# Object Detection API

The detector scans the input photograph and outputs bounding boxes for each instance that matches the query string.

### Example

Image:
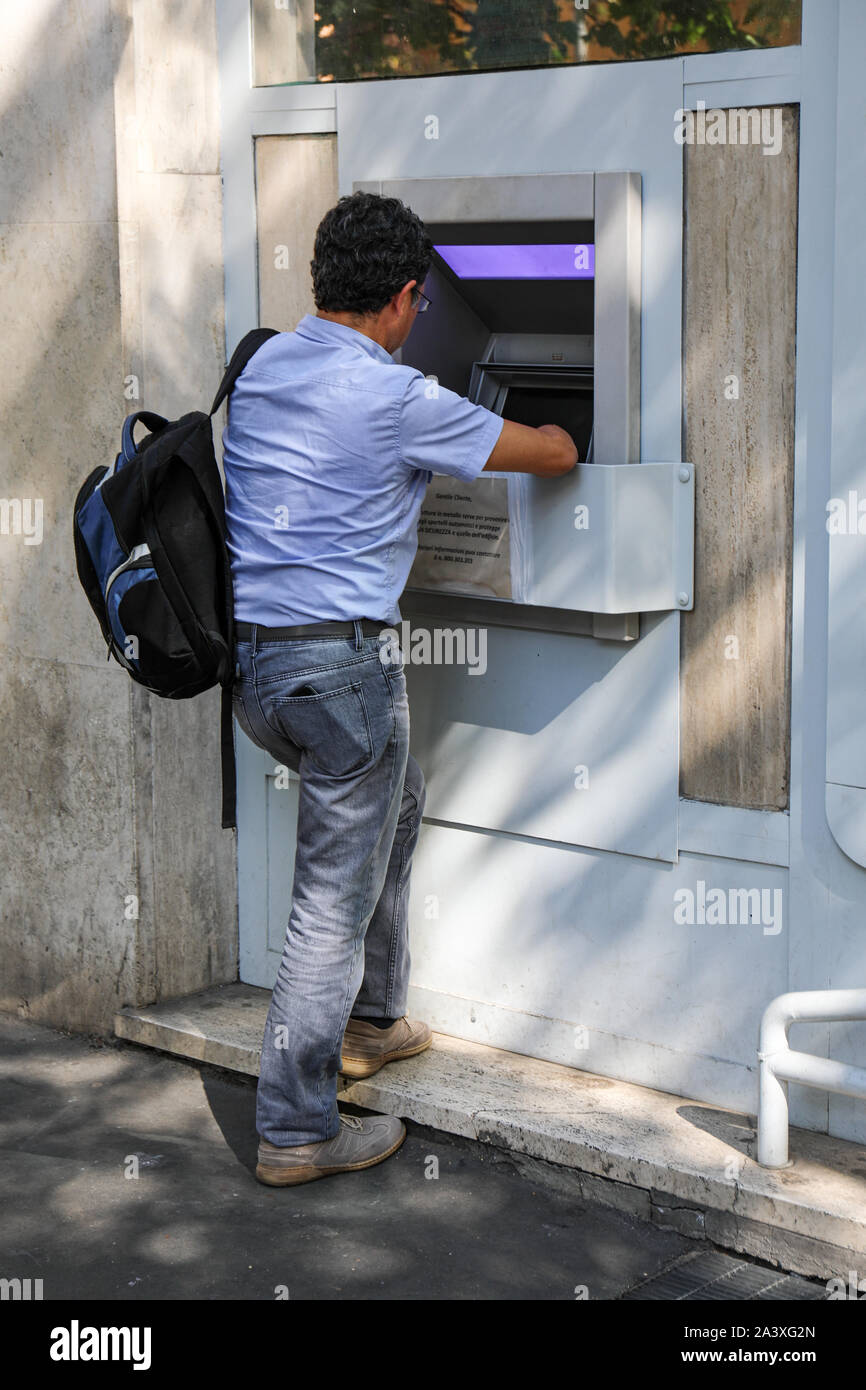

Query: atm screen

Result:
[502,386,594,462]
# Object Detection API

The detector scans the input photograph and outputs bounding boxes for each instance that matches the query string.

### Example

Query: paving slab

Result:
[0,1011,698,1301]
[114,981,866,1282]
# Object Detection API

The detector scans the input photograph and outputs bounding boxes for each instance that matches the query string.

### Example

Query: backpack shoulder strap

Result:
[220,684,237,830]
[209,327,279,417]
[210,325,278,832]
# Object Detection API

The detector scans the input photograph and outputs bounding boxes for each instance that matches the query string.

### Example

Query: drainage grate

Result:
[622,1251,830,1300]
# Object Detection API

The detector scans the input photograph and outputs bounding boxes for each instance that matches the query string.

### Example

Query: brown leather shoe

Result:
[339,1015,433,1079]
[256,1113,406,1186]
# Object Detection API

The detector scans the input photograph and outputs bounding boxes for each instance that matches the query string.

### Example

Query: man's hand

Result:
[483,418,579,477]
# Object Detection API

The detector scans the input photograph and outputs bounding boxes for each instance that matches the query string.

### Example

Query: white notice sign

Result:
[408,476,511,599]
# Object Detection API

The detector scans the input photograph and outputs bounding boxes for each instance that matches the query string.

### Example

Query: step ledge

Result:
[115,981,866,1283]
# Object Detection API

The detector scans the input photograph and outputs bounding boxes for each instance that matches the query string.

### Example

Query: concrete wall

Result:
[0,0,236,1033]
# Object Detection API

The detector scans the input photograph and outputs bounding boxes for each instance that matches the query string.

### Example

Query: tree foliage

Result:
[313,0,799,81]
[585,0,795,59]
[465,0,575,68]
[315,1,467,79]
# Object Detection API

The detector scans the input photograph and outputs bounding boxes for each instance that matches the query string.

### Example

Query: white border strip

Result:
[678,799,790,867]
[683,75,800,108]
[683,44,801,84]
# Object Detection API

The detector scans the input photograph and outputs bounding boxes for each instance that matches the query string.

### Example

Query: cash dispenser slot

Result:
[469,360,595,466]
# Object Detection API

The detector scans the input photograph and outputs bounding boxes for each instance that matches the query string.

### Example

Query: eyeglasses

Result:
[412,288,431,313]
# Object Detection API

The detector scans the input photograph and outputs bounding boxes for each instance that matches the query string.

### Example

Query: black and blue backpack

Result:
[73,327,277,829]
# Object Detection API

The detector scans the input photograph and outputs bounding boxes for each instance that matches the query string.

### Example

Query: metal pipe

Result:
[757,989,866,1167]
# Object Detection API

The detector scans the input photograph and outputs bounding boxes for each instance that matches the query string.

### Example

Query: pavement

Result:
[116,981,866,1283]
[0,1012,838,1303]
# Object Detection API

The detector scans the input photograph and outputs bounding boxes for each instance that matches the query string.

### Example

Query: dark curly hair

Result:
[310,191,434,316]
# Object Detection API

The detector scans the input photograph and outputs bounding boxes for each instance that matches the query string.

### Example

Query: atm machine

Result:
[414,224,595,466]
[356,173,693,638]
[404,222,596,614]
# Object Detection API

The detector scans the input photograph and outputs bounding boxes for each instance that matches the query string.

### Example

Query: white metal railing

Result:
[757,990,866,1167]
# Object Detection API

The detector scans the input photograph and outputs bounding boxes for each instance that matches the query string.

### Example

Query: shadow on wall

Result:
[0,0,235,1034]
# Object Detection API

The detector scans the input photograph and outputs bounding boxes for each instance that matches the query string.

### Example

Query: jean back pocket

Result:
[263,681,375,779]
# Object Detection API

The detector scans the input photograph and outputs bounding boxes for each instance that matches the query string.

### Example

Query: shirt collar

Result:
[294,312,395,365]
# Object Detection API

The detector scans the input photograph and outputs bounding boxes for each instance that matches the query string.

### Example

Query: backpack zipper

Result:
[104,543,153,663]
[104,542,152,598]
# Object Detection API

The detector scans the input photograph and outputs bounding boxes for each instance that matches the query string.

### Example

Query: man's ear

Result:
[396,279,417,313]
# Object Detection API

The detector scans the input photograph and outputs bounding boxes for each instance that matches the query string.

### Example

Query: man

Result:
[224,191,577,1187]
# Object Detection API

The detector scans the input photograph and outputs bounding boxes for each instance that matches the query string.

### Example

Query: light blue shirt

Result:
[222,313,505,626]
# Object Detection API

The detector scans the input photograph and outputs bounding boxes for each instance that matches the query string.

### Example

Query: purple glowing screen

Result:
[434,243,595,280]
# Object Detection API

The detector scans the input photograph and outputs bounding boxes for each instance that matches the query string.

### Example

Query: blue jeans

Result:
[232,620,426,1145]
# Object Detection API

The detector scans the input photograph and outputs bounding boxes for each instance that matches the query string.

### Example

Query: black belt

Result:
[235,619,391,641]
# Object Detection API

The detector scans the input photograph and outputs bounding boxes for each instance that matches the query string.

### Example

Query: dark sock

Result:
[352,1014,398,1029]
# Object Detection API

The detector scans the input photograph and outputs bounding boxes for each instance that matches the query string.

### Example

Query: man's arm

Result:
[482,420,578,477]
[395,372,577,481]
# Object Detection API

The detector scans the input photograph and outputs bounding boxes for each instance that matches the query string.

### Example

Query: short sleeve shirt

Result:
[222,313,504,625]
